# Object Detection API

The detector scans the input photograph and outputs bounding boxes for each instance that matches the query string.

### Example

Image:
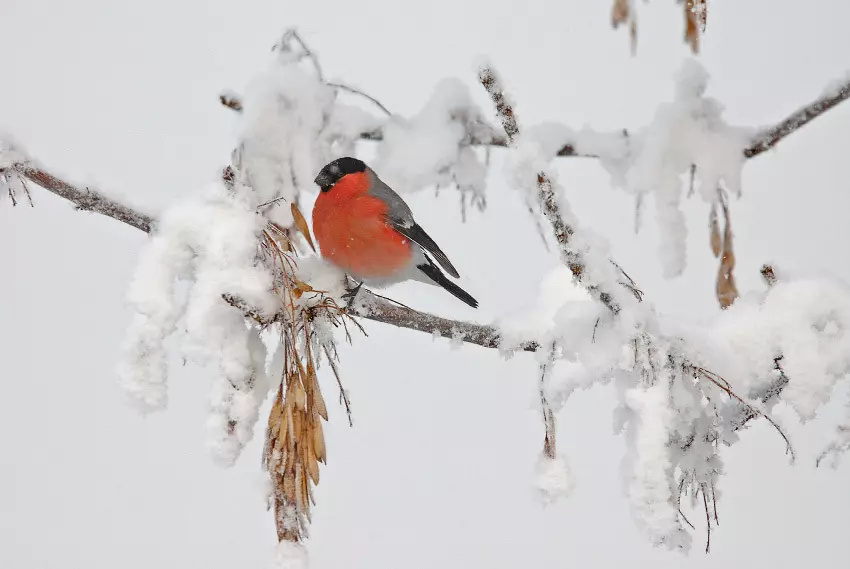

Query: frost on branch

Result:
[481,63,850,552]
[118,176,278,465]
[709,275,850,422]
[0,137,33,207]
[9,25,850,560]
[374,78,489,215]
[624,60,750,278]
[237,36,383,226]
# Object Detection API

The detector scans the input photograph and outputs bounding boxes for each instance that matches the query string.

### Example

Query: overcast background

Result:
[2,1,849,568]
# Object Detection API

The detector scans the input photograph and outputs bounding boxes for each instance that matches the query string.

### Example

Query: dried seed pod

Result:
[313,420,326,463]
[291,202,317,253]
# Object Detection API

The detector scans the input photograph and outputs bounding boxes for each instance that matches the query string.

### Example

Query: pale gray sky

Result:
[1,1,849,568]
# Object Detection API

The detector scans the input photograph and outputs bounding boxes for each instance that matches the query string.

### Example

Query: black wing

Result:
[393,222,460,279]
[417,257,478,308]
[365,170,462,279]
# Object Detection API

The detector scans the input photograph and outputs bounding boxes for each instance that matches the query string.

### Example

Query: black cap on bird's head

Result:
[314,157,367,192]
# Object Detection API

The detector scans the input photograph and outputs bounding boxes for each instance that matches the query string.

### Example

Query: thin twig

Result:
[327,82,393,117]
[219,92,243,112]
[322,344,353,426]
[14,164,154,232]
[745,77,850,158]
[692,366,795,462]
[478,64,630,316]
[702,484,711,554]
[279,29,324,82]
[539,342,558,459]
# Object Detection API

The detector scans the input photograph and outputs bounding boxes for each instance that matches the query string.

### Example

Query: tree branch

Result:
[478,65,634,315]
[744,78,850,158]
[13,164,154,233]
[12,161,536,354]
[350,293,539,352]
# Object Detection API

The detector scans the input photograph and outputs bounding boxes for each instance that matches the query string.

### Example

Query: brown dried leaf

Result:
[313,382,328,421]
[292,379,307,411]
[293,280,314,299]
[305,443,320,485]
[684,1,708,54]
[715,202,739,309]
[291,202,317,253]
[292,401,303,435]
[313,420,326,463]
[300,469,312,522]
[611,0,629,27]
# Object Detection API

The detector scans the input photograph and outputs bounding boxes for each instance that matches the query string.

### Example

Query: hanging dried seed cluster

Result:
[258,204,359,543]
[264,321,328,542]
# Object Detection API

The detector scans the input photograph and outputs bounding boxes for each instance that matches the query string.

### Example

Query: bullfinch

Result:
[312,157,478,308]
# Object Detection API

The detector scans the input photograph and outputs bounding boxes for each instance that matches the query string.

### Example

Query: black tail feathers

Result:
[417,260,478,309]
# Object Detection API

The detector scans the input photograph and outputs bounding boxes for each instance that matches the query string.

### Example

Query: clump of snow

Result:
[0,135,27,169]
[237,48,382,229]
[623,59,751,277]
[534,453,575,504]
[709,276,850,421]
[821,69,850,99]
[449,326,465,349]
[496,266,592,352]
[621,365,691,550]
[502,135,639,316]
[375,78,488,209]
[270,541,309,569]
[118,177,278,465]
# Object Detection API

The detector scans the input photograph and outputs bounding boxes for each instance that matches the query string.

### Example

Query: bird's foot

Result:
[341,280,364,308]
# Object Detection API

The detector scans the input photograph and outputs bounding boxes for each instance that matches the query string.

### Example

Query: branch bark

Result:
[744,78,850,158]
[13,162,536,354]
[15,164,154,233]
[478,66,635,315]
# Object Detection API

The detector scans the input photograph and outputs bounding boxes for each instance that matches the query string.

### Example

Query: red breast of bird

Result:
[311,157,478,308]
[312,168,415,284]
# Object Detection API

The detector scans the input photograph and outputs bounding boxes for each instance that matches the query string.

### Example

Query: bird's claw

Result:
[341,280,364,307]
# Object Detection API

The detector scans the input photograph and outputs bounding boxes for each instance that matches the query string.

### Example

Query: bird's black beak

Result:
[314,171,333,190]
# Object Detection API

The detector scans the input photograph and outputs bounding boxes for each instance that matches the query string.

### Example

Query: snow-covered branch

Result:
[13,163,154,232]
[5,29,850,560]
[219,57,850,163]
[9,160,534,354]
[744,75,850,158]
[478,65,639,316]
[359,74,850,161]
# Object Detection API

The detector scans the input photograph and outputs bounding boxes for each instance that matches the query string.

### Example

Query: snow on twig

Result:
[12,163,154,232]
[477,65,637,316]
